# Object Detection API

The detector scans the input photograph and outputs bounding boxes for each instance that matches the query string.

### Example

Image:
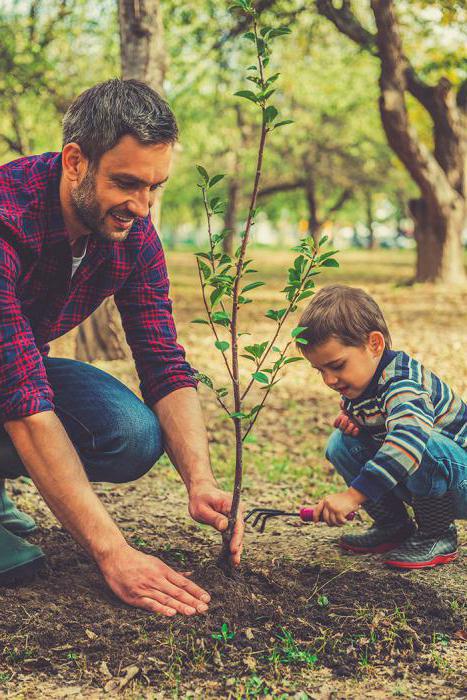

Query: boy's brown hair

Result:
[297,284,392,351]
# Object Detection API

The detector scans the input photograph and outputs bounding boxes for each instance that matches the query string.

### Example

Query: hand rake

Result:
[245,506,355,533]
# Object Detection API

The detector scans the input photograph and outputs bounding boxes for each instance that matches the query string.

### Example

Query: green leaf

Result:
[198,260,211,280]
[295,338,308,345]
[234,90,258,103]
[196,165,209,183]
[216,387,228,398]
[321,258,339,268]
[292,326,308,338]
[209,174,225,187]
[191,318,209,325]
[264,105,278,124]
[283,357,303,364]
[240,354,257,362]
[212,311,230,327]
[318,234,328,246]
[241,281,265,293]
[252,371,269,384]
[215,340,229,352]
[230,411,248,419]
[273,120,294,130]
[210,288,225,308]
[194,372,213,389]
[242,31,256,42]
[297,290,314,301]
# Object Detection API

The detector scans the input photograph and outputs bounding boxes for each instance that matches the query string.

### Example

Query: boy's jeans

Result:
[0,357,164,483]
[326,429,467,520]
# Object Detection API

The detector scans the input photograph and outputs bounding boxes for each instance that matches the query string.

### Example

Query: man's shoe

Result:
[340,519,416,554]
[383,525,458,569]
[0,481,38,536]
[384,493,458,570]
[0,523,45,586]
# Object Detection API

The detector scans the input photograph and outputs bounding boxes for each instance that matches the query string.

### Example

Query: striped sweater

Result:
[342,350,467,502]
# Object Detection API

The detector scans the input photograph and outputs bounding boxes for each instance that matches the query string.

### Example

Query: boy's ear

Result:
[368,331,385,356]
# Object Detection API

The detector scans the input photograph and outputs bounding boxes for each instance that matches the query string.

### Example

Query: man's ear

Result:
[62,143,89,182]
[368,331,385,356]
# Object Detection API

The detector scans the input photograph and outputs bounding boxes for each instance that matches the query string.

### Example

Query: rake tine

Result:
[245,508,286,522]
[259,512,300,532]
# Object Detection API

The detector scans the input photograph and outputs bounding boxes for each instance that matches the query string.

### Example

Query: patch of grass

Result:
[0,672,11,685]
[269,628,318,667]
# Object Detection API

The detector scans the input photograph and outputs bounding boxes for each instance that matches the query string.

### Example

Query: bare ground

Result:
[1,249,466,699]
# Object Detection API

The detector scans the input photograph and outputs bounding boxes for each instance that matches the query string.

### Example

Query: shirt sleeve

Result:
[351,379,435,502]
[114,223,197,406]
[0,237,55,423]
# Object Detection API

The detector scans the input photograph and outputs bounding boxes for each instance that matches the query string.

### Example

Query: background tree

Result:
[316,0,467,283]
[76,0,168,361]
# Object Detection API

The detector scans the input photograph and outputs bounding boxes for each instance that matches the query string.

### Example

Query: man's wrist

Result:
[186,474,218,492]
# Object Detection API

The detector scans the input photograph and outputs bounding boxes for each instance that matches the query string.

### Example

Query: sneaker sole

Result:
[340,540,403,554]
[0,554,46,586]
[383,551,458,569]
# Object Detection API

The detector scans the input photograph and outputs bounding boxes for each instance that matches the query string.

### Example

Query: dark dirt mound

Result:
[0,526,463,692]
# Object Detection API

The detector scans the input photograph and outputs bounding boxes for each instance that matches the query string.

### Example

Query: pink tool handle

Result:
[299,506,355,522]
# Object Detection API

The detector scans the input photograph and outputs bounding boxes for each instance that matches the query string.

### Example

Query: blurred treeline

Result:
[0,0,465,245]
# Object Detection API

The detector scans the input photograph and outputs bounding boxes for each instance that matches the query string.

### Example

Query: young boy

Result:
[298,284,467,569]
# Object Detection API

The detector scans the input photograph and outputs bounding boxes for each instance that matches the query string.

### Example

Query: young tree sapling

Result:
[193,0,339,572]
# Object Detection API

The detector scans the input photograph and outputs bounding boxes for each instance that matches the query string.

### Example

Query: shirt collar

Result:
[354,348,397,401]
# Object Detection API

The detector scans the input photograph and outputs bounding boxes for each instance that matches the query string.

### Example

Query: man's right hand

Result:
[334,403,360,436]
[98,544,211,617]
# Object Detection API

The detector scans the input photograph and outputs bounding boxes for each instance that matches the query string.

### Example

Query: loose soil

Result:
[1,250,466,698]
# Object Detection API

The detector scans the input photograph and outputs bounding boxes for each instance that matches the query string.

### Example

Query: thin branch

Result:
[195,259,234,384]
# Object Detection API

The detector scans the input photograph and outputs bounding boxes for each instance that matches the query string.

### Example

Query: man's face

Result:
[70,135,172,242]
[304,336,383,400]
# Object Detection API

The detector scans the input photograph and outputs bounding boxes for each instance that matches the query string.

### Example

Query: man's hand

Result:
[99,543,211,616]
[188,480,244,566]
[312,487,366,527]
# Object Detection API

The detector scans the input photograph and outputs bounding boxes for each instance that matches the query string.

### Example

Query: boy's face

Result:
[304,333,385,400]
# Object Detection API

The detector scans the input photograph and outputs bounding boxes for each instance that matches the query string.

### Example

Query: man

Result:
[0,79,243,617]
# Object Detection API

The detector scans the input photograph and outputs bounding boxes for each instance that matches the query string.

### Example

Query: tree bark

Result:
[365,191,375,250]
[317,0,466,285]
[75,0,167,360]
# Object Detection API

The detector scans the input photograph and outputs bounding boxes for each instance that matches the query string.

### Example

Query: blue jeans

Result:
[0,357,164,483]
[326,429,467,519]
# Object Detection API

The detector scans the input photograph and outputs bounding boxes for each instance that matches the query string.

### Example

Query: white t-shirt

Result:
[71,239,88,278]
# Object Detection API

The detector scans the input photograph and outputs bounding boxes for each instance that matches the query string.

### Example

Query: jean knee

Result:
[325,430,369,482]
[96,404,164,483]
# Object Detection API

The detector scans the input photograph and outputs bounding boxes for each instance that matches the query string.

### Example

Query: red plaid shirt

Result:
[0,152,196,423]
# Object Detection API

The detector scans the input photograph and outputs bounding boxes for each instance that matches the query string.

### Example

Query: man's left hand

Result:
[312,487,366,527]
[188,481,244,566]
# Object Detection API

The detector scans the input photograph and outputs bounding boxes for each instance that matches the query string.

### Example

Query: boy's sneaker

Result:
[384,492,458,570]
[383,524,458,569]
[340,519,415,554]
[0,522,45,586]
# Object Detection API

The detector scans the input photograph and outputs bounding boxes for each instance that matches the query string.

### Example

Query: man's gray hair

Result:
[62,79,178,163]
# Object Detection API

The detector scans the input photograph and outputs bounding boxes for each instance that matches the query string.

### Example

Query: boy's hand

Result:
[334,402,360,436]
[312,488,366,526]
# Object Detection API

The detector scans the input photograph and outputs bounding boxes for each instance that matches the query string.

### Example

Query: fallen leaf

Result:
[99,661,112,679]
[244,627,254,640]
[85,629,98,641]
[453,630,467,641]
[244,655,256,670]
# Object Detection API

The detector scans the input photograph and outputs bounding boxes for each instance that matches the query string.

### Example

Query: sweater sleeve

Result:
[0,237,55,423]
[351,379,435,502]
[114,223,197,406]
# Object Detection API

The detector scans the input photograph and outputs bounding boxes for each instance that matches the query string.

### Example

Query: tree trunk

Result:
[75,0,167,361]
[304,174,322,246]
[410,196,466,284]
[317,0,466,285]
[365,191,375,249]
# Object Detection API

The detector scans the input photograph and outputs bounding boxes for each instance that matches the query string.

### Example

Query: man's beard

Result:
[70,168,108,238]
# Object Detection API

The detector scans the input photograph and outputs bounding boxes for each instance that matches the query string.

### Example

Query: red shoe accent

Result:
[383,551,458,569]
[340,540,400,554]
